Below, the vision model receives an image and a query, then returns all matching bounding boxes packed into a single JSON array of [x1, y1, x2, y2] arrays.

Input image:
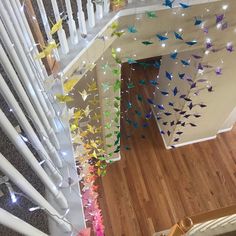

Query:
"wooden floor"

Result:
[[98, 63, 236, 236]]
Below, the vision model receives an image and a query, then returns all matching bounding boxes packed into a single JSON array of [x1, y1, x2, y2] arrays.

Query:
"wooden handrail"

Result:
[[166, 204, 236, 236], [190, 204, 236, 225], [167, 217, 193, 236]]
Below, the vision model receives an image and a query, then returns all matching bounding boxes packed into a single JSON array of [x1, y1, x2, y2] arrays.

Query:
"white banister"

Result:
[[0, 208, 49, 236], [9, 0, 48, 79], [228, 216, 236, 224], [213, 215, 236, 227], [4, 0, 57, 122], [0, 73, 63, 184], [0, 43, 62, 168], [0, 20, 60, 151], [189, 221, 215, 235], [36, 0, 60, 60], [65, 0, 79, 44], [50, 0, 69, 54], [200, 216, 228, 231], [104, 0, 110, 14], [0, 109, 68, 210], [0, 153, 72, 232], [87, 0, 96, 28], [96, 2, 103, 20], [76, 0, 87, 36], [0, 5, 59, 137]]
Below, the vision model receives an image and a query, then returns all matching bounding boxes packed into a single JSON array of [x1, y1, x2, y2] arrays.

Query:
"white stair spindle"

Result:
[[0, 208, 49, 236], [0, 153, 71, 232], [189, 220, 214, 235], [200, 217, 227, 232], [76, 0, 87, 36], [51, 0, 69, 54], [36, 0, 60, 60], [65, 0, 79, 44], [104, 0, 110, 14], [5, 0, 57, 121], [0, 43, 62, 168], [0, 74, 63, 184], [0, 5, 59, 135], [217, 215, 236, 227], [10, 0, 48, 79], [0, 110, 68, 210], [229, 216, 236, 224], [0, 19, 60, 150], [96, 2, 103, 20], [87, 0, 96, 28]]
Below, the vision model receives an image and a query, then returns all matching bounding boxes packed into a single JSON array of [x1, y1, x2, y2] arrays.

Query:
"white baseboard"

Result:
[[106, 153, 121, 162], [170, 135, 217, 148], [217, 126, 233, 134]]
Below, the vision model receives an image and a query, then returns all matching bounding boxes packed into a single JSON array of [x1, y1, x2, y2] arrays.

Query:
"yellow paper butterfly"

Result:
[[83, 105, 92, 117], [110, 21, 119, 30], [64, 78, 79, 93], [73, 109, 84, 120], [56, 94, 74, 103], [50, 19, 63, 35], [35, 42, 59, 59], [88, 81, 98, 92], [87, 124, 96, 134], [111, 31, 125, 38]]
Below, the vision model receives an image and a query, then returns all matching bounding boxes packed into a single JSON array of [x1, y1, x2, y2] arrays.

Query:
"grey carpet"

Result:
[[0, 63, 49, 234], [0, 1, 89, 235]]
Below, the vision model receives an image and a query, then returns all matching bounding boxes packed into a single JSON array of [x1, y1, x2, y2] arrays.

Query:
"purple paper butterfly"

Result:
[[215, 67, 222, 75], [226, 42, 233, 52], [216, 14, 224, 24], [198, 63, 204, 70]]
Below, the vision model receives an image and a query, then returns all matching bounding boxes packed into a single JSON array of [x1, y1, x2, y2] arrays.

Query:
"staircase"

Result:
[[154, 205, 236, 236]]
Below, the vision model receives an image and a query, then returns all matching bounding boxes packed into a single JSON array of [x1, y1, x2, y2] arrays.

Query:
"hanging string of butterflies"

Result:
[[58, 72, 106, 235], [98, 0, 234, 150], [32, 0, 235, 235]]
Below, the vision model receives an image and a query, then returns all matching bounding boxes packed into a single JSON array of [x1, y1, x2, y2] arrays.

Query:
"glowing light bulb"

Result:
[[216, 23, 221, 29], [29, 206, 41, 212], [161, 43, 166, 48], [222, 5, 228, 10], [11, 194, 17, 203], [178, 28, 183, 32], [116, 47, 121, 52], [21, 136, 29, 142]]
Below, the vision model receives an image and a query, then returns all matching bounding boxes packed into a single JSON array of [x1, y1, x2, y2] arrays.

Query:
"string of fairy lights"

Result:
[[0, 0, 235, 235]]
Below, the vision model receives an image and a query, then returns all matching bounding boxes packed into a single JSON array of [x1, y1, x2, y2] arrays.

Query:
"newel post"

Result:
[[178, 217, 194, 233]]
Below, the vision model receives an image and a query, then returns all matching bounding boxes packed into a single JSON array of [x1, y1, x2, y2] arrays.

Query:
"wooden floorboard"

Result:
[[98, 63, 236, 236]]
